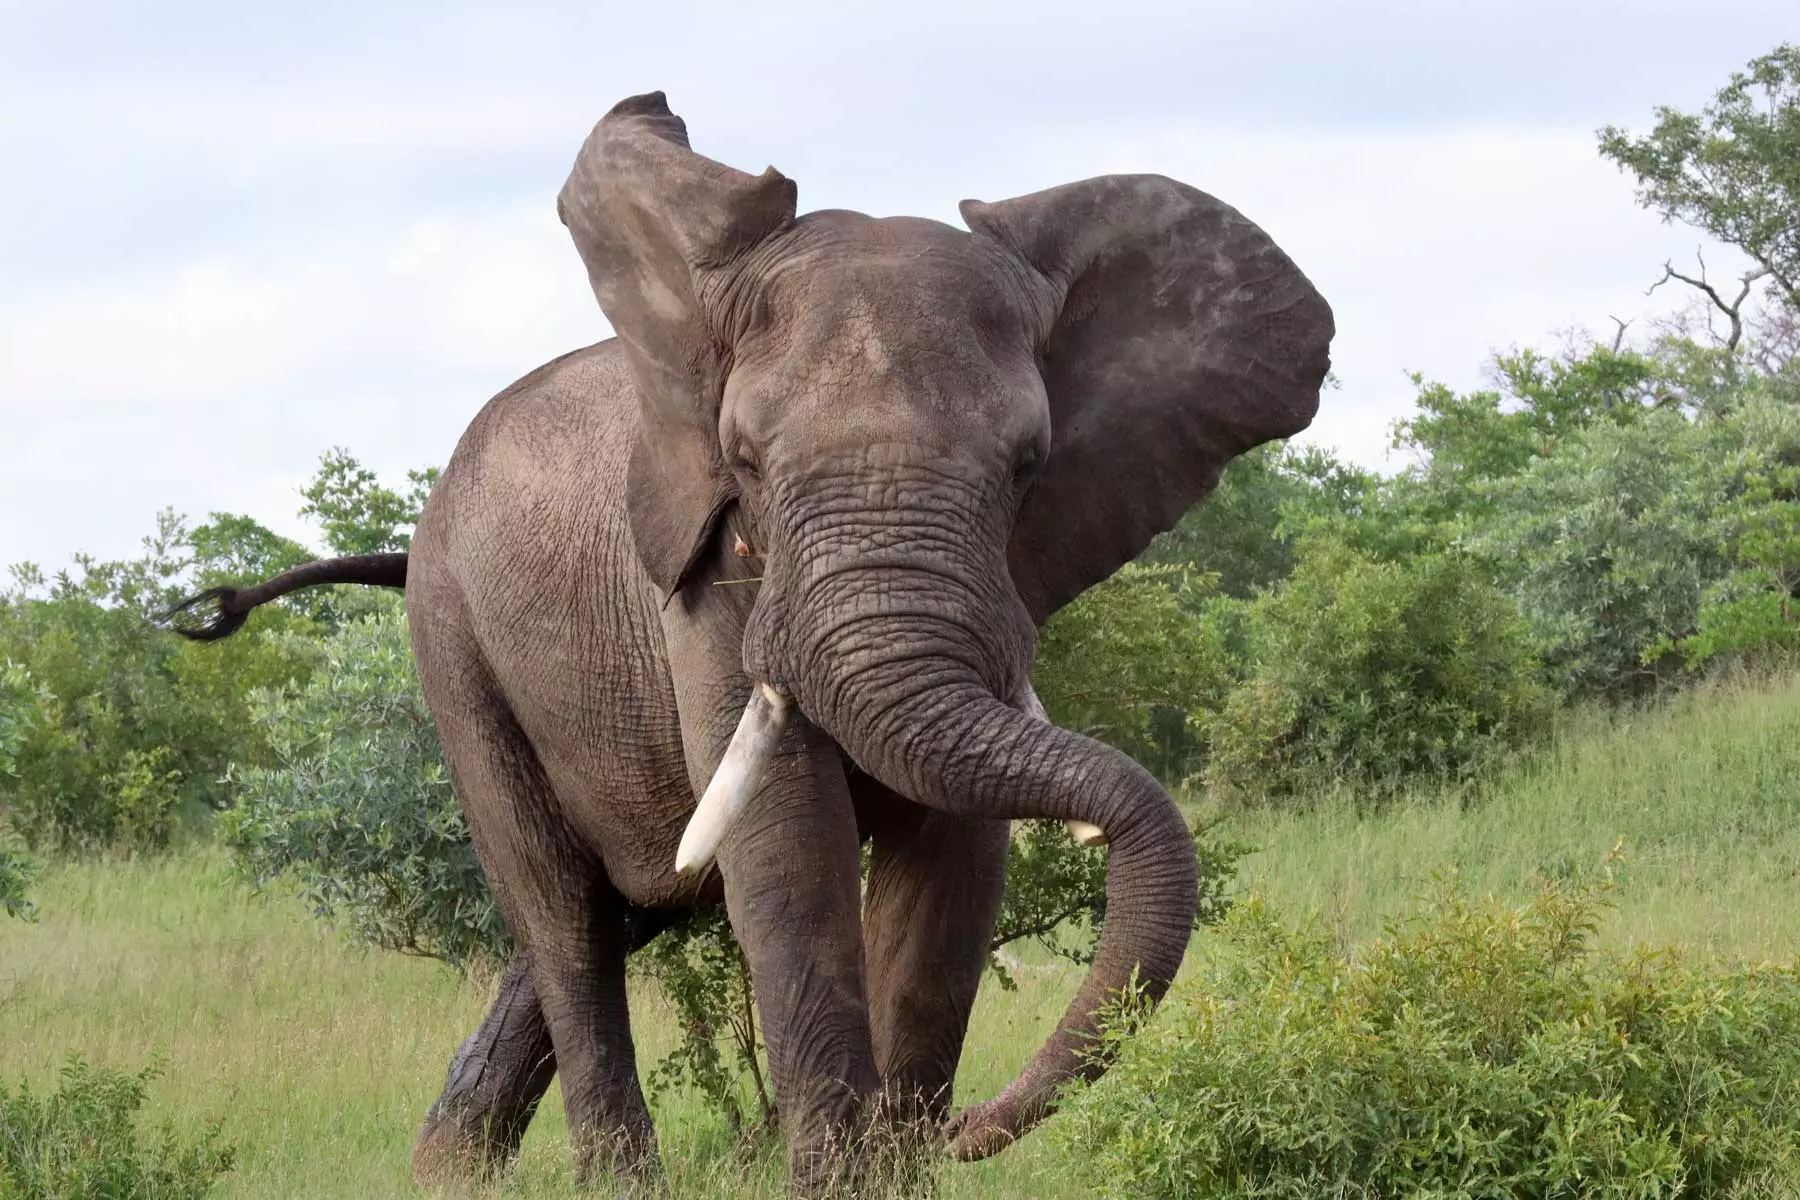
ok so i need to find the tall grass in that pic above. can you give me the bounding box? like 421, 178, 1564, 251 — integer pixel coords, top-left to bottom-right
1224, 667, 1800, 959
4, 669, 1798, 1196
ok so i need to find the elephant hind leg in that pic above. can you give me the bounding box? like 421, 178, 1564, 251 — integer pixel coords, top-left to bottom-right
413, 954, 556, 1186
412, 911, 694, 1187
420, 665, 659, 1188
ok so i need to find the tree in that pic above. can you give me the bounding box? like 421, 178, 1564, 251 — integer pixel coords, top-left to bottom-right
1599, 44, 1800, 352
298, 447, 439, 556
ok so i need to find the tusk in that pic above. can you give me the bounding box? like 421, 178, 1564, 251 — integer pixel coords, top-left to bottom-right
1017, 684, 1110, 848
675, 682, 793, 877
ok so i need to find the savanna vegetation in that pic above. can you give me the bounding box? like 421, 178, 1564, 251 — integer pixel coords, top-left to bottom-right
3, 43, 1799, 1198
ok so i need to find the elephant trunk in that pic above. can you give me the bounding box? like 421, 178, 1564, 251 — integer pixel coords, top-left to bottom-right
756, 511, 1199, 1157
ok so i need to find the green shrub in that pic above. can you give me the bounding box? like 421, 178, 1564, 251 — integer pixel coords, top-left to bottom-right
1033, 563, 1239, 781
0, 1055, 234, 1198
1206, 537, 1552, 802
1055, 863, 1800, 1199
0, 835, 35, 923
0, 518, 315, 852
987, 815, 1250, 990
223, 599, 507, 969
637, 907, 775, 1138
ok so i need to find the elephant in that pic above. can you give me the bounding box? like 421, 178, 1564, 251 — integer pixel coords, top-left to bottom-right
170, 92, 1333, 1192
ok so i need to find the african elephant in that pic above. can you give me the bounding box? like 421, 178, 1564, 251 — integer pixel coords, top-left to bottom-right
173, 92, 1332, 1191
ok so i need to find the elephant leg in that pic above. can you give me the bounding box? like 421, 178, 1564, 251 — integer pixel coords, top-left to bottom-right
661, 589, 880, 1188
413, 906, 693, 1185
858, 781, 1010, 1135
413, 954, 557, 1185
712, 727, 882, 1192
422, 674, 658, 1188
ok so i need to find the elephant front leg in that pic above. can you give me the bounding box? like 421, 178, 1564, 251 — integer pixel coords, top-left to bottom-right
712, 729, 883, 1193
413, 954, 557, 1185
858, 783, 1010, 1138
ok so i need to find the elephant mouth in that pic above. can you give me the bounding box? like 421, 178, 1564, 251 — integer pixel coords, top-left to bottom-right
673, 680, 1106, 879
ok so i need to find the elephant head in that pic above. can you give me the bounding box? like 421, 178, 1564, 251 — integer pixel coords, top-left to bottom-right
557, 92, 1333, 1158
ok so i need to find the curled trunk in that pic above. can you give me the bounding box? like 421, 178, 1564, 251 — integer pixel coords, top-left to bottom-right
778, 577, 1198, 1157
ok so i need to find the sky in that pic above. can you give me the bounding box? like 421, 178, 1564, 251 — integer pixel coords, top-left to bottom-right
1, 0, 1792, 569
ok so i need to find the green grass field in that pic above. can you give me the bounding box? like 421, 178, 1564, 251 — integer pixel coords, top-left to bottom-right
5, 668, 1800, 1197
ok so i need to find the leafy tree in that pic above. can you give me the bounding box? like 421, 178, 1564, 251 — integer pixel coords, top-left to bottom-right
1032, 564, 1239, 780
1139, 443, 1375, 599
1660, 400, 1800, 668
0, 659, 49, 918
299, 447, 439, 556
1599, 44, 1800, 313
187, 513, 312, 587
0, 519, 313, 850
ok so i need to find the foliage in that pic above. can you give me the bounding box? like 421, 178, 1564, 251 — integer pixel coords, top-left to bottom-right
0, 840, 34, 924
223, 600, 507, 969
986, 815, 1250, 990
0, 517, 316, 851
0, 660, 49, 919
1205, 537, 1552, 802
1055, 858, 1800, 1199
1139, 442, 1376, 600
298, 446, 438, 556
1474, 397, 1800, 694
0, 1055, 235, 1198
1599, 43, 1800, 310
1033, 564, 1240, 780
637, 908, 775, 1138
1662, 403, 1800, 668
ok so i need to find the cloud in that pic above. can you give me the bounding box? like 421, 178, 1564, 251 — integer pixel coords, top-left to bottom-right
5, 106, 1759, 573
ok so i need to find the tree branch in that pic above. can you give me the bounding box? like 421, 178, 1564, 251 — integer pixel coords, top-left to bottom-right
1646, 249, 1766, 351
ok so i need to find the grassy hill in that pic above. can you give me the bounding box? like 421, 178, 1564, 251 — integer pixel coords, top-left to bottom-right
4, 668, 1799, 1197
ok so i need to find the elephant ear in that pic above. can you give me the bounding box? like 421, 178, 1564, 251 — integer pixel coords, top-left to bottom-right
557, 92, 796, 597
961, 175, 1334, 624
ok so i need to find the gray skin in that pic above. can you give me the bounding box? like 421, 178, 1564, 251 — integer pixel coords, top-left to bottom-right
181, 92, 1332, 1192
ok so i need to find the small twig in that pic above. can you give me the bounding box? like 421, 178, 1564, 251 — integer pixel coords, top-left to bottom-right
710, 577, 764, 587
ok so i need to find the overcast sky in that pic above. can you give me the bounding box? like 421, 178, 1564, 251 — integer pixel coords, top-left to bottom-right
2, 1, 1791, 569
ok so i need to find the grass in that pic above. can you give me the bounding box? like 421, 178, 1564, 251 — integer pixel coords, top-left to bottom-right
4, 668, 1800, 1196
1225, 666, 1800, 959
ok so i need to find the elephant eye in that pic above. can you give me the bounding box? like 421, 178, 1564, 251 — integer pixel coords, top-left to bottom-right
732, 452, 762, 481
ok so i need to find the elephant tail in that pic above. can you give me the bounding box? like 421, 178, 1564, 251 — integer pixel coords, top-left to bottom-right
163, 553, 409, 641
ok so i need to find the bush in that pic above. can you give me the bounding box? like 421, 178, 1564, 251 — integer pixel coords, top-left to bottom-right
1033, 563, 1239, 780
223, 599, 507, 969
987, 815, 1249, 990
1205, 537, 1552, 802
1055, 862, 1800, 1199
0, 1055, 234, 1198
0, 518, 315, 852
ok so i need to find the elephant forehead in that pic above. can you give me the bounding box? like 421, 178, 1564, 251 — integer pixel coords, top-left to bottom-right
727, 285, 1046, 464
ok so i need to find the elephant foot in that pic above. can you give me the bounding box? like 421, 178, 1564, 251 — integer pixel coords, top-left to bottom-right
411, 1118, 510, 1189
572, 1123, 664, 1198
